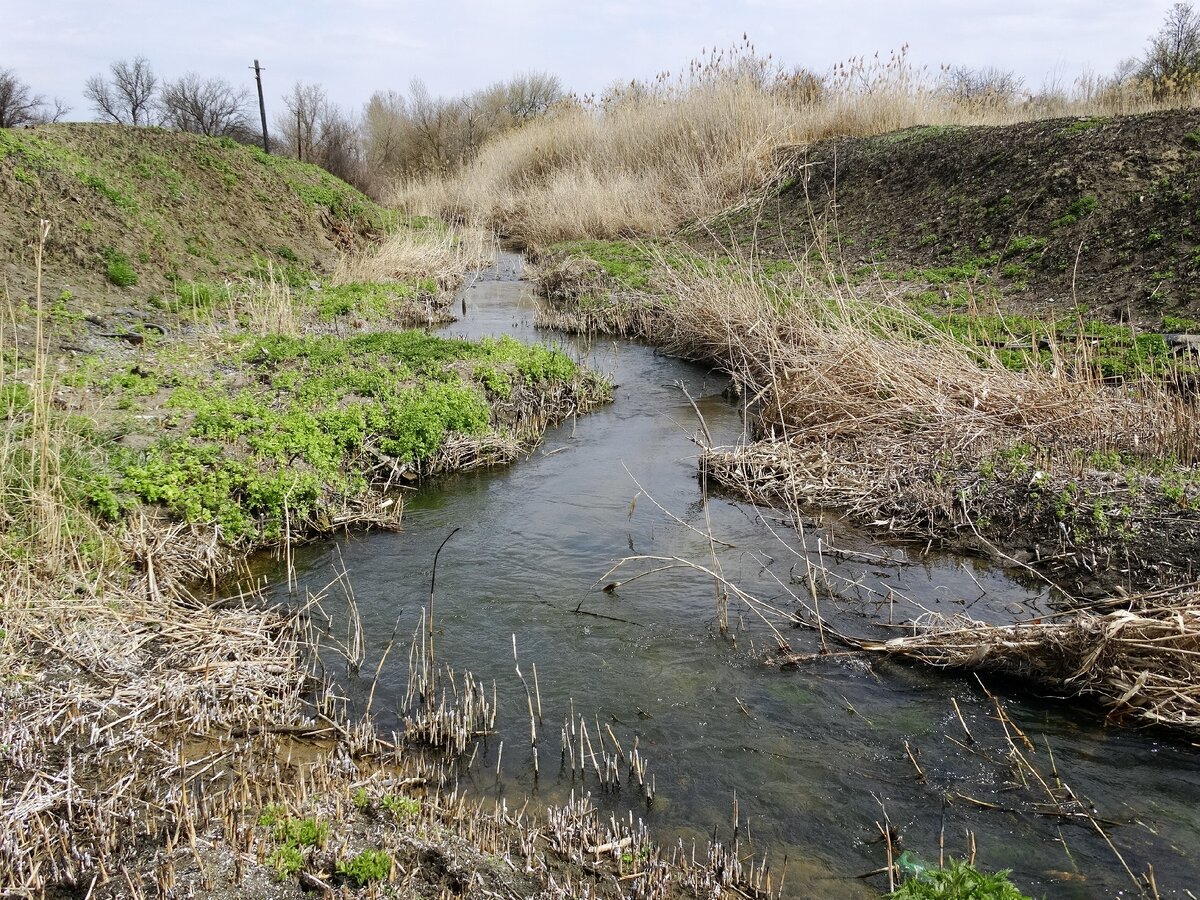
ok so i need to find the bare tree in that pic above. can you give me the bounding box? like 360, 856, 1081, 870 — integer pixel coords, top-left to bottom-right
0, 67, 45, 127
277, 81, 328, 161
84, 56, 158, 125
274, 82, 364, 185
0, 69, 70, 127
940, 65, 1025, 108
160, 73, 250, 137
499, 71, 563, 121
1140, 2, 1200, 97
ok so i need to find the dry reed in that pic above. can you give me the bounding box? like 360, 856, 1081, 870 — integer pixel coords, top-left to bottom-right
394, 43, 1195, 249
332, 222, 496, 290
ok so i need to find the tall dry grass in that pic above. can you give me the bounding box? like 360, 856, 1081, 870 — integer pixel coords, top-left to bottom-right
333, 222, 496, 288
392, 44, 1194, 248
1, 222, 119, 576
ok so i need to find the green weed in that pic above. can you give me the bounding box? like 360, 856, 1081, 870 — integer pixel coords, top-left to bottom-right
1050, 195, 1098, 228
337, 849, 391, 886
381, 795, 420, 818
103, 249, 138, 287
887, 858, 1030, 899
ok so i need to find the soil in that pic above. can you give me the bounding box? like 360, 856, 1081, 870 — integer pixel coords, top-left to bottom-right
716, 109, 1200, 326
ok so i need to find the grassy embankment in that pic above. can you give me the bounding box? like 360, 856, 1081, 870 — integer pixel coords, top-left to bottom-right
396, 57, 1200, 740
0, 125, 695, 899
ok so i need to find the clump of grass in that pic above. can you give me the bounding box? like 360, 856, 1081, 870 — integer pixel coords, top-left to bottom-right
102, 248, 138, 287
1050, 195, 1099, 228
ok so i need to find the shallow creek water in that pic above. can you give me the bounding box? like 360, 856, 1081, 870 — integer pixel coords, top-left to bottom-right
260, 253, 1200, 897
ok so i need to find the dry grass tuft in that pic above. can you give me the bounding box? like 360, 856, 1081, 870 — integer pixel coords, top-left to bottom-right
333, 223, 496, 290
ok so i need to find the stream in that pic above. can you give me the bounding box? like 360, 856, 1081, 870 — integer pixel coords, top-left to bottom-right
259, 253, 1200, 898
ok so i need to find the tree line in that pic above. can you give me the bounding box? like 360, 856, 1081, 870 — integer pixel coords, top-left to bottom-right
2, 2, 1199, 193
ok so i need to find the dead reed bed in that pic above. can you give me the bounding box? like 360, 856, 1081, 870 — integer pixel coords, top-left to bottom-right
823, 586, 1200, 731
541, 248, 1200, 587
394, 43, 1194, 249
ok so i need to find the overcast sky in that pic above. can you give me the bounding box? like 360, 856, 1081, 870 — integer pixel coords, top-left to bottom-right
2, 1, 1180, 120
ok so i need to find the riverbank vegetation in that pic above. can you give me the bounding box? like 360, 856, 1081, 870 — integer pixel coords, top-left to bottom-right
6, 5, 1200, 896
0, 132, 637, 897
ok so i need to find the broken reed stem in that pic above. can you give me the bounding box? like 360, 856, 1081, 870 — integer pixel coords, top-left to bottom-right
427, 526, 461, 683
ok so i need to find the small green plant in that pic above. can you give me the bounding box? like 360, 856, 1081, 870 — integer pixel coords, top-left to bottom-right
1050, 195, 1098, 229
103, 248, 138, 287
352, 787, 370, 810
269, 845, 304, 880
337, 849, 392, 886
888, 858, 1031, 899
274, 815, 328, 849
381, 794, 420, 818
1063, 116, 1107, 134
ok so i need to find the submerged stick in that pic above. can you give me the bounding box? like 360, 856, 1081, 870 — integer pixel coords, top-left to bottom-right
428, 527, 461, 678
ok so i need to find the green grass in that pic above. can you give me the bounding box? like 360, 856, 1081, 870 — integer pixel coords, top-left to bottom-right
1062, 116, 1108, 134
103, 249, 138, 287
921, 309, 1178, 379
314, 280, 437, 321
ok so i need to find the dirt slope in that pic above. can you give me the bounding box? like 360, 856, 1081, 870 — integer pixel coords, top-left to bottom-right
0, 123, 390, 312
720, 109, 1200, 325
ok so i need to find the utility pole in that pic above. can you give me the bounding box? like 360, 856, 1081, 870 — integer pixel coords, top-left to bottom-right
250, 59, 270, 153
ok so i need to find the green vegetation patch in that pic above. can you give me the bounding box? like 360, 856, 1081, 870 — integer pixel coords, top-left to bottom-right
1062, 116, 1109, 135
887, 858, 1030, 899
1051, 195, 1098, 229
249, 146, 396, 231
257, 807, 328, 881
923, 308, 1178, 379
111, 330, 592, 542
337, 849, 392, 886
103, 248, 138, 287
549, 239, 661, 290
